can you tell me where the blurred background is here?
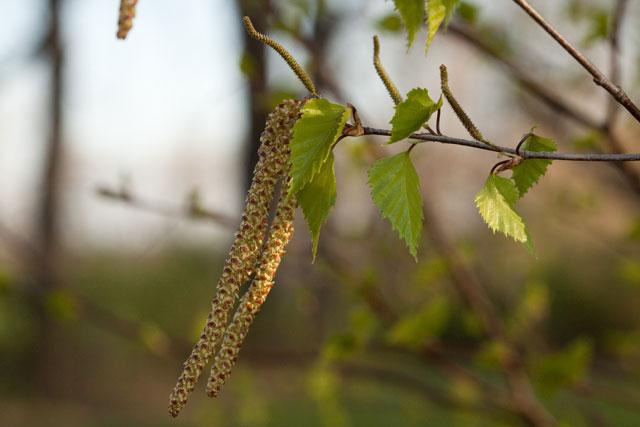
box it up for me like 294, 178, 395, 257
2, 0, 640, 425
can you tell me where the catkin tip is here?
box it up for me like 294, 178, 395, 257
167, 99, 303, 413
242, 16, 317, 96
373, 35, 402, 106
439, 64, 494, 147
206, 191, 297, 397
116, 0, 138, 40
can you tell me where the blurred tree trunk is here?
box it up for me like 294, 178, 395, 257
237, 0, 270, 192
26, 0, 65, 393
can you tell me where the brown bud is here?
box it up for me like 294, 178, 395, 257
116, 0, 138, 40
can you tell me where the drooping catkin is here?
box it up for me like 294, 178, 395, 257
117, 0, 138, 39
206, 180, 297, 398
168, 99, 303, 418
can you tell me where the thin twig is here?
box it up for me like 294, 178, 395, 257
421, 202, 555, 427
319, 243, 510, 409
606, 0, 629, 129
447, 23, 600, 130
0, 220, 42, 262
511, 0, 640, 124
360, 127, 640, 161
447, 21, 640, 197
334, 361, 500, 414
96, 185, 237, 229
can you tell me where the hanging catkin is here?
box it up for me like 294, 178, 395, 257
206, 180, 296, 397
168, 99, 303, 418
117, 0, 138, 39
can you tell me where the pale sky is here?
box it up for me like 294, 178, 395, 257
0, 0, 250, 249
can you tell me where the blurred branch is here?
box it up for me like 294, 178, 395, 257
447, 23, 599, 130
358, 127, 640, 161
511, 0, 640, 124
25, 0, 67, 393
447, 20, 640, 196
319, 169, 551, 426
319, 247, 511, 400
360, 282, 508, 401
575, 382, 640, 415
334, 361, 497, 414
95, 185, 237, 229
238, 1, 272, 191
0, 220, 41, 262
421, 202, 555, 427
272, 4, 346, 102
605, 0, 629, 129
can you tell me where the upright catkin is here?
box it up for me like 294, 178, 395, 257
373, 36, 402, 106
206, 180, 297, 397
168, 99, 303, 418
117, 0, 138, 39
439, 64, 496, 148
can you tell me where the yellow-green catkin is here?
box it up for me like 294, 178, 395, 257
242, 16, 317, 97
373, 36, 402, 106
168, 99, 303, 418
206, 180, 297, 398
117, 0, 138, 39
439, 64, 496, 148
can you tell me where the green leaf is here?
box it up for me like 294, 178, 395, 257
457, 1, 479, 25
289, 98, 350, 196
426, 0, 460, 51
389, 88, 442, 144
533, 338, 593, 395
584, 9, 610, 46
45, 289, 79, 322
475, 175, 530, 244
297, 153, 337, 260
512, 134, 557, 197
386, 295, 451, 348
368, 152, 424, 259
393, 0, 424, 47
376, 13, 403, 33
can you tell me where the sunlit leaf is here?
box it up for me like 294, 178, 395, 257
289, 98, 350, 196
426, 0, 461, 51
393, 0, 424, 47
389, 88, 442, 144
475, 174, 530, 245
